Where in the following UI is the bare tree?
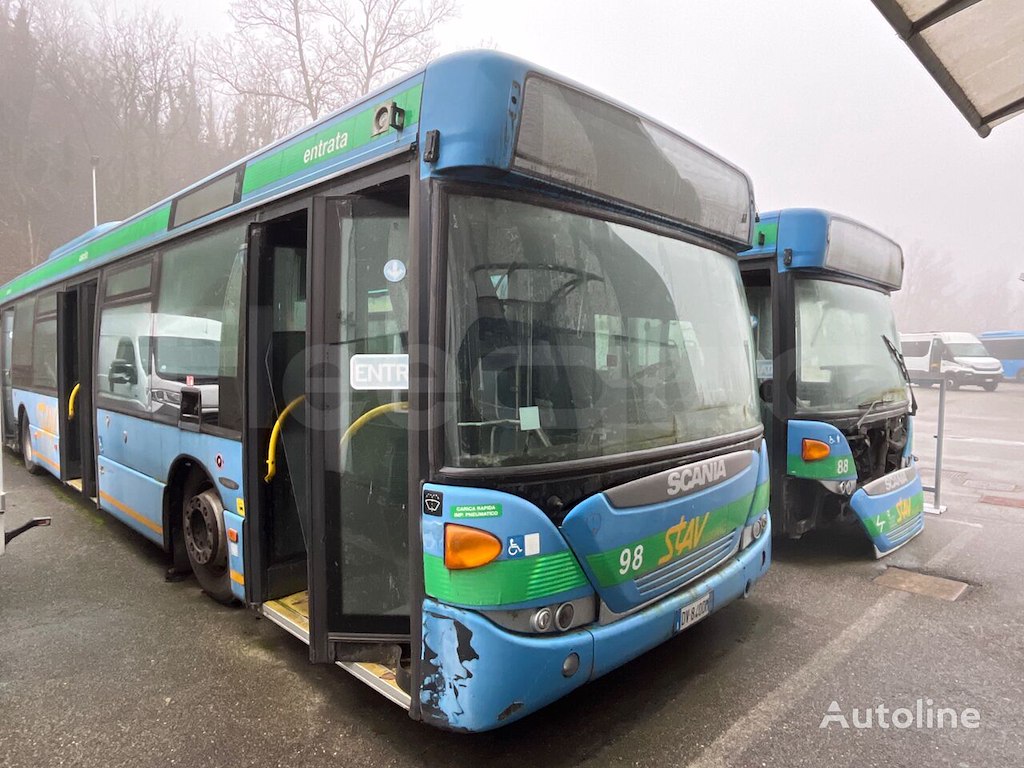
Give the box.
[323,0,457,95]
[208,0,455,142]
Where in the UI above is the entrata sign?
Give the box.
[349,353,409,390]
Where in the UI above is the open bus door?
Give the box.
[244,171,413,707]
[56,280,99,499]
[1,308,15,447]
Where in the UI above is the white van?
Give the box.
[900,332,1003,391]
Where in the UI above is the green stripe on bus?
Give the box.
[749,479,770,519]
[753,220,778,248]
[786,452,854,480]
[861,491,925,538]
[423,549,588,607]
[585,487,759,588]
[0,205,171,300]
[241,83,423,196]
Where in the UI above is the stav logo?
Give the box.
[667,459,727,496]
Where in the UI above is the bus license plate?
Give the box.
[677,593,712,632]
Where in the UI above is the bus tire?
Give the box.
[182,485,234,605]
[21,415,44,476]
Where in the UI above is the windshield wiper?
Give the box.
[856,398,885,430]
[881,334,918,416]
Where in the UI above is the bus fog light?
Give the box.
[562,652,580,677]
[751,512,768,540]
[839,479,857,495]
[531,607,553,633]
[555,602,575,631]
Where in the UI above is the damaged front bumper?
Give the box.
[418,516,772,732]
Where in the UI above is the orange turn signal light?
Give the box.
[227,529,239,543]
[801,438,831,462]
[444,524,502,570]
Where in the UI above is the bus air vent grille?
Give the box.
[634,530,740,598]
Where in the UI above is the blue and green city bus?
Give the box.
[738,209,923,557]
[979,331,1024,381]
[0,51,771,730]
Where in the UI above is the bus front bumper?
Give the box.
[417,517,771,732]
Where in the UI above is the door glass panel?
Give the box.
[325,185,410,629]
[270,239,310,548]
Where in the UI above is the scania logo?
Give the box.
[882,468,914,493]
[667,459,727,496]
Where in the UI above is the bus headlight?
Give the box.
[740,512,769,549]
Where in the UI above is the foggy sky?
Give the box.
[155,0,1024,311]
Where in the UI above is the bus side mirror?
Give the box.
[179,387,202,431]
[109,359,137,387]
[758,379,773,404]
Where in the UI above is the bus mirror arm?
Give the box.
[4,516,52,546]
[265,396,306,483]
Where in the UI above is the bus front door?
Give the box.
[308,184,412,673]
[57,280,98,498]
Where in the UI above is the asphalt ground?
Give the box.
[2,384,1022,767]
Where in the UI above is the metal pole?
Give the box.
[925,377,948,514]
[0,393,5,557]
[90,155,99,228]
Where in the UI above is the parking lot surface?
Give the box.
[2,385,1023,767]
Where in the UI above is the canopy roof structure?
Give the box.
[870,0,1024,137]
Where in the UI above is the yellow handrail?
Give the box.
[264,396,305,483]
[68,383,81,420]
[339,401,409,457]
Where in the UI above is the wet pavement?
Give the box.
[2,385,1022,767]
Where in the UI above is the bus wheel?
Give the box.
[182,487,234,604]
[943,376,959,391]
[20,417,44,475]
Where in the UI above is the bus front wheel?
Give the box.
[20,417,44,475]
[182,486,234,604]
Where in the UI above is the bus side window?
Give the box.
[155,223,248,429]
[97,302,153,411]
[744,284,773,381]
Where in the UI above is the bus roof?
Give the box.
[979,330,1024,339]
[739,208,904,290]
[1,50,755,305]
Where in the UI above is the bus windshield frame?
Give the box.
[794,276,909,415]
[441,187,760,471]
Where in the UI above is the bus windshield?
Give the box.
[445,194,758,468]
[795,279,908,412]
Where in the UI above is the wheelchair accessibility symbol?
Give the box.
[506,533,541,559]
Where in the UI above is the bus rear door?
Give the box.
[57,280,99,499]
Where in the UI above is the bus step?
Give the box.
[65,478,84,493]
[262,591,310,643]
[262,591,410,709]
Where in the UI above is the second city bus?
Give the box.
[738,209,923,557]
[0,51,771,731]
